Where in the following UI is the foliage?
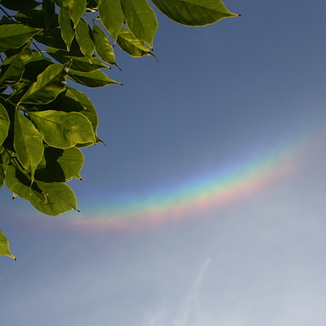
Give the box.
[0,0,239,256]
[0,230,16,259]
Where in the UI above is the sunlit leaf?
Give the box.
[14,111,44,183]
[29,110,96,148]
[66,86,98,132]
[0,103,10,146]
[75,18,95,63]
[62,0,86,28]
[121,0,158,49]
[58,6,75,51]
[0,154,5,188]
[0,231,16,260]
[117,26,153,57]
[68,69,121,87]
[0,24,41,53]
[98,0,123,42]
[5,164,76,215]
[20,63,69,104]
[30,179,78,215]
[150,0,239,26]
[5,164,47,204]
[93,24,117,66]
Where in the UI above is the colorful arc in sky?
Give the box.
[66,136,308,232]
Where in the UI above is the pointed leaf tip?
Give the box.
[0,231,16,260]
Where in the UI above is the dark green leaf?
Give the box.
[68,68,121,87]
[121,0,158,49]
[15,9,59,29]
[150,0,239,26]
[117,26,153,57]
[0,0,39,11]
[20,63,69,105]
[23,50,54,82]
[43,0,57,29]
[58,6,75,51]
[75,18,95,63]
[53,0,63,6]
[42,146,84,181]
[46,47,109,72]
[33,28,69,49]
[93,24,117,66]
[0,24,41,53]
[98,0,123,42]
[14,111,44,182]
[86,0,98,12]
[0,231,16,260]
[0,44,32,88]
[29,110,96,148]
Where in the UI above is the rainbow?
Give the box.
[66,136,308,232]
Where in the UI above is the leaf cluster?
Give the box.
[0,0,238,258]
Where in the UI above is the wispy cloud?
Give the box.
[144,258,212,326]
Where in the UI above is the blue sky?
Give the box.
[1,1,326,325]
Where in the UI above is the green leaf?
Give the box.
[66,86,98,133]
[0,24,41,53]
[30,180,78,215]
[68,68,121,87]
[117,26,153,57]
[33,28,69,49]
[121,0,158,49]
[5,164,76,215]
[62,0,86,28]
[98,0,123,42]
[0,231,16,260]
[150,0,239,26]
[0,0,39,11]
[14,111,44,183]
[36,87,98,135]
[75,18,95,63]
[29,110,96,148]
[0,148,10,188]
[53,0,63,6]
[86,0,98,12]
[23,50,54,82]
[42,146,84,181]
[43,0,57,29]
[5,164,47,204]
[15,8,59,29]
[20,63,69,105]
[46,47,109,72]
[0,154,5,188]
[0,103,10,146]
[58,6,75,51]
[0,44,33,88]
[93,24,117,66]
